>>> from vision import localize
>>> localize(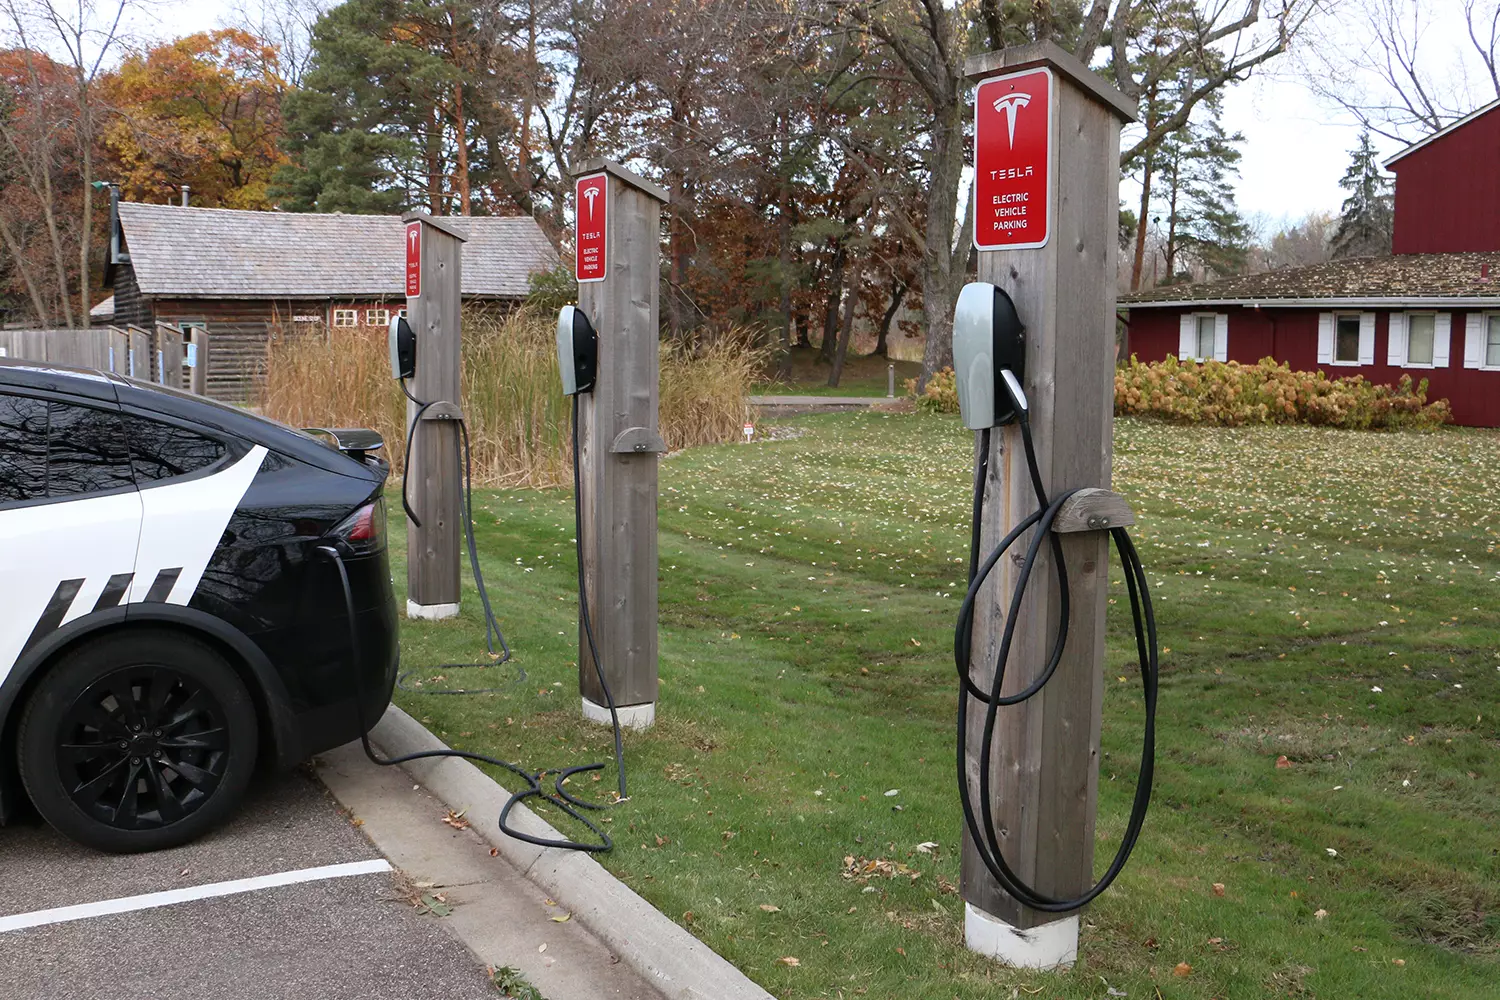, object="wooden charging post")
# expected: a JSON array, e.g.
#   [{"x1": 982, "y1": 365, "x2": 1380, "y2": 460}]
[
  {"x1": 402, "y1": 211, "x2": 467, "y2": 620},
  {"x1": 960, "y1": 42, "x2": 1136, "y2": 969},
  {"x1": 573, "y1": 159, "x2": 668, "y2": 730}
]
